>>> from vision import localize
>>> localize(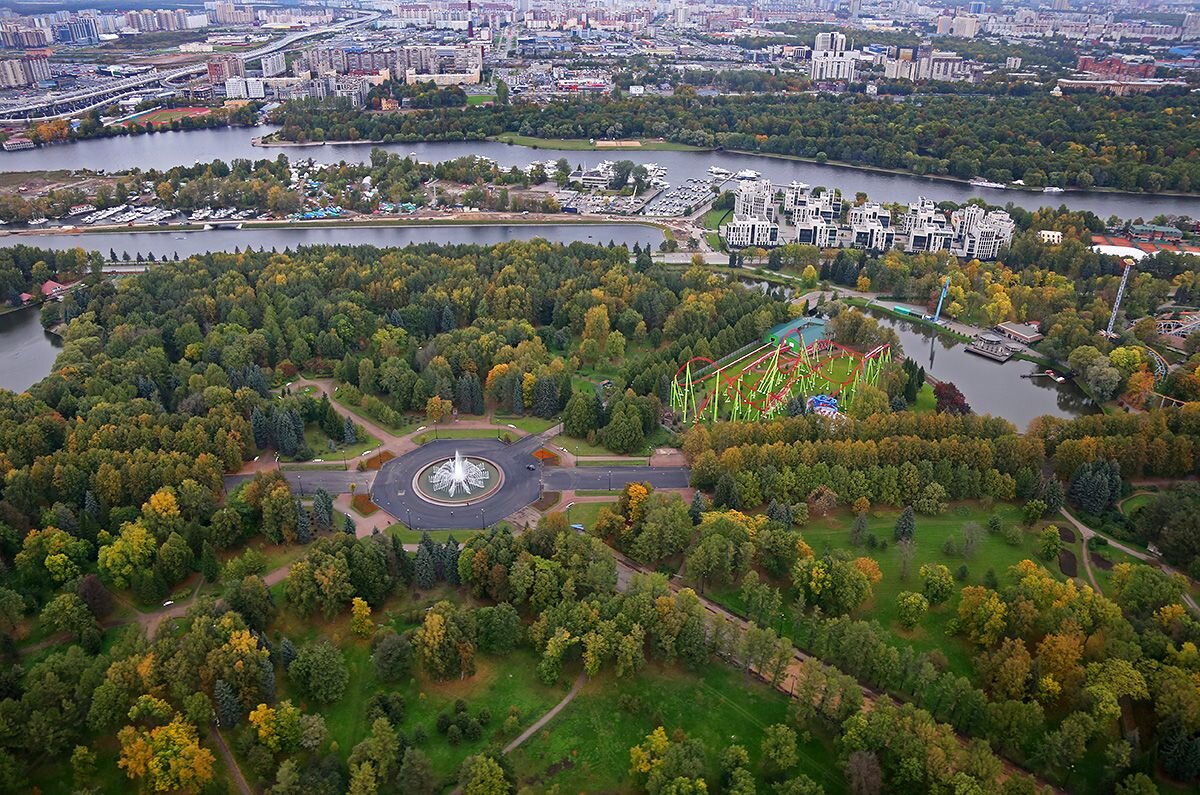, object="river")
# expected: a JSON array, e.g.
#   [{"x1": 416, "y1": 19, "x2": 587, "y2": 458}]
[
  {"x1": 0, "y1": 222, "x2": 664, "y2": 260},
  {"x1": 4, "y1": 125, "x2": 1198, "y2": 219},
  {"x1": 0, "y1": 304, "x2": 61, "y2": 394},
  {"x1": 871, "y1": 310, "x2": 1096, "y2": 428}
]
